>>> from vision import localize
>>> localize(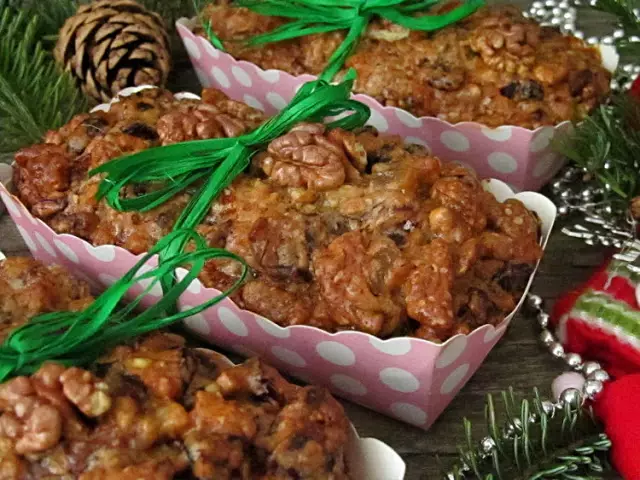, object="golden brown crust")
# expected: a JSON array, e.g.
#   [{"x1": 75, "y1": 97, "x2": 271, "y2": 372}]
[
  {"x1": 0, "y1": 257, "x2": 94, "y2": 342},
  {"x1": 13, "y1": 88, "x2": 542, "y2": 342},
  {"x1": 200, "y1": 3, "x2": 610, "y2": 128},
  {"x1": 0, "y1": 334, "x2": 351, "y2": 479}
]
